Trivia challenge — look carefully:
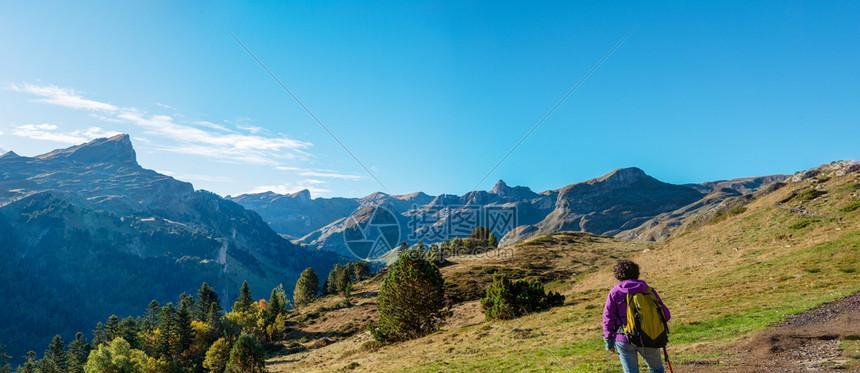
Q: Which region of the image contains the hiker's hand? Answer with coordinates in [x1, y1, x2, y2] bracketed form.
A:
[604, 339, 615, 352]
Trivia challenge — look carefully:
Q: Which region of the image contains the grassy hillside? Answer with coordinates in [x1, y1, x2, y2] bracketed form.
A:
[267, 168, 860, 372]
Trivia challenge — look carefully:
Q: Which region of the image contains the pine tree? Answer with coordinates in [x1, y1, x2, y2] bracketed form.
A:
[118, 317, 139, 348]
[206, 302, 223, 337]
[179, 292, 195, 318]
[105, 315, 120, 341]
[144, 300, 161, 330]
[233, 281, 253, 313]
[177, 297, 194, 353]
[334, 265, 352, 296]
[348, 261, 371, 280]
[371, 250, 446, 342]
[17, 351, 38, 373]
[156, 303, 180, 359]
[488, 232, 498, 248]
[195, 282, 221, 321]
[39, 335, 65, 373]
[91, 322, 107, 347]
[293, 268, 319, 307]
[268, 284, 287, 316]
[66, 332, 90, 373]
[225, 334, 265, 373]
[325, 264, 342, 294]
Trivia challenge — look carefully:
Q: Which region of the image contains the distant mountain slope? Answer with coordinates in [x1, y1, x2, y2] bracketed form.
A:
[519, 167, 705, 239]
[618, 174, 787, 241]
[235, 169, 749, 257]
[227, 190, 360, 239]
[0, 135, 339, 359]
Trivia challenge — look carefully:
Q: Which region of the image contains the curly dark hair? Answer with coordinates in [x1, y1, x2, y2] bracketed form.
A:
[613, 260, 640, 281]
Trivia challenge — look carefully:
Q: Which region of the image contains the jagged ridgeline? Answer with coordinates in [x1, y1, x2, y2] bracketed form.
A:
[231, 165, 785, 257]
[0, 135, 340, 361]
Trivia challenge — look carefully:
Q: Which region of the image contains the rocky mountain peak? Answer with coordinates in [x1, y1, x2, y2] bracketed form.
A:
[0, 150, 21, 159]
[36, 134, 137, 165]
[490, 179, 538, 200]
[491, 179, 510, 195]
[591, 167, 649, 186]
[290, 189, 312, 201]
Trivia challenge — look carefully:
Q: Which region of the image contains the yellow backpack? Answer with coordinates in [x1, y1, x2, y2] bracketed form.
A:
[623, 288, 669, 348]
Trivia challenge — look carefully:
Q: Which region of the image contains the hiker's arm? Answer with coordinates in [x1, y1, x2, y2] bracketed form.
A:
[602, 291, 617, 340]
[653, 289, 671, 322]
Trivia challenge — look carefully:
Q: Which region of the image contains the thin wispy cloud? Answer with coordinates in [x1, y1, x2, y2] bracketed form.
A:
[12, 123, 120, 144]
[9, 84, 118, 112]
[297, 170, 362, 180]
[274, 165, 362, 180]
[8, 83, 312, 166]
[237, 124, 263, 134]
[193, 120, 236, 133]
[153, 102, 177, 110]
[8, 82, 363, 195]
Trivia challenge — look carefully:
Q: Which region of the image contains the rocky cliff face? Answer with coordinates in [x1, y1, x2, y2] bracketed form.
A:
[527, 167, 705, 237]
[0, 135, 339, 358]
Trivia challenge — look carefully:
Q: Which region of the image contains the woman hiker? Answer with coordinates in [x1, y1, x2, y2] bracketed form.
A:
[603, 260, 672, 373]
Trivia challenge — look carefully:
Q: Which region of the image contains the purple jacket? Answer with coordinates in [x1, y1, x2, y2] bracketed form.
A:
[602, 279, 671, 342]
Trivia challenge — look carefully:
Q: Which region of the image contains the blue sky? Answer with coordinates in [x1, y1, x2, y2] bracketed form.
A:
[1, 1, 858, 198]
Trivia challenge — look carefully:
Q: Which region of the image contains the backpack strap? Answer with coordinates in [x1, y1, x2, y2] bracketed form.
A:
[650, 287, 670, 332]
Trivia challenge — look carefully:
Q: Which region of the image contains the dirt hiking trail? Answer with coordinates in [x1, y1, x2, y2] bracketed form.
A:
[683, 292, 860, 372]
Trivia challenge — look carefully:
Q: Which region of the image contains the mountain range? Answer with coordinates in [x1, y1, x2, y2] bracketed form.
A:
[230, 164, 785, 258]
[0, 135, 338, 359]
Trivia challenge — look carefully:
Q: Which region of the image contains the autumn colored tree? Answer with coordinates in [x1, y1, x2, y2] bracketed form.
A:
[83, 337, 157, 373]
[202, 337, 230, 373]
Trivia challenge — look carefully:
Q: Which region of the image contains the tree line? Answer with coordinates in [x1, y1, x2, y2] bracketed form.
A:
[3, 239, 567, 372]
[4, 259, 372, 373]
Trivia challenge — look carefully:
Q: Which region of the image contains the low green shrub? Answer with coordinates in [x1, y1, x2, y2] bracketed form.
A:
[480, 275, 565, 320]
[789, 218, 817, 230]
[796, 189, 827, 202]
[841, 200, 860, 213]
